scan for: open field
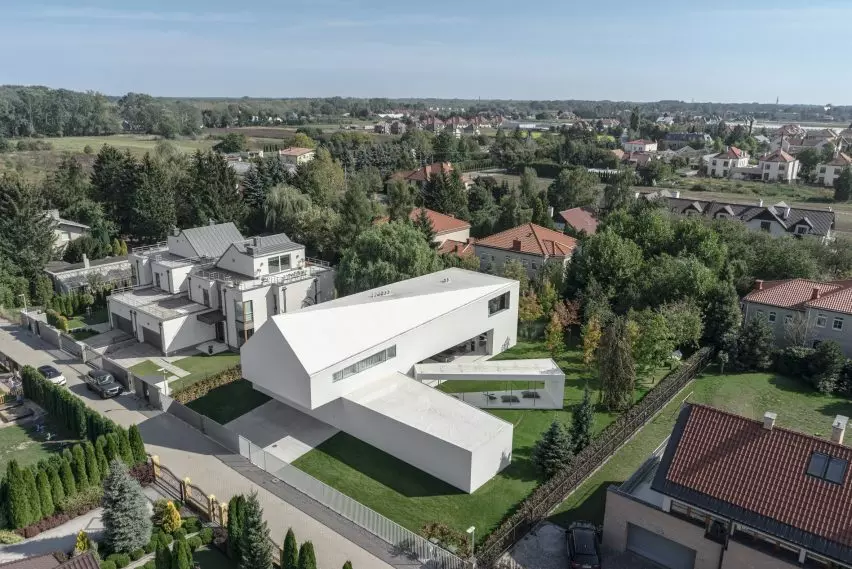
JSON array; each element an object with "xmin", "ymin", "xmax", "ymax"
[
  {"xmin": 292, "ymin": 340, "xmax": 669, "ymax": 539},
  {"xmin": 549, "ymin": 368, "xmax": 852, "ymax": 527},
  {"xmin": 0, "ymin": 416, "xmax": 79, "ymax": 473}
]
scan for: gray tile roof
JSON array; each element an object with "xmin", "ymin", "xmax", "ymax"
[
  {"xmin": 234, "ymin": 233, "xmax": 302, "ymax": 257},
  {"xmin": 660, "ymin": 196, "xmax": 835, "ymax": 237},
  {"xmin": 181, "ymin": 222, "xmax": 244, "ymax": 259},
  {"xmin": 0, "ymin": 554, "xmax": 60, "ymax": 569},
  {"xmin": 58, "ymin": 553, "xmax": 100, "ymax": 569}
]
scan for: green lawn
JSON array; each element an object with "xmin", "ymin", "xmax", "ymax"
[
  {"xmin": 0, "ymin": 417, "xmax": 79, "ymax": 473},
  {"xmin": 192, "ymin": 546, "xmax": 237, "ymax": 569},
  {"xmin": 186, "ymin": 379, "xmax": 270, "ymax": 425},
  {"xmin": 293, "ymin": 340, "xmax": 668, "ymax": 539},
  {"xmin": 129, "ymin": 360, "xmax": 166, "ymax": 380},
  {"xmin": 70, "ymin": 329, "xmax": 98, "ymax": 341},
  {"xmin": 130, "ymin": 352, "xmax": 240, "ymax": 390},
  {"xmin": 67, "ymin": 307, "xmax": 109, "ymax": 330},
  {"xmin": 549, "ymin": 368, "xmax": 852, "ymax": 528},
  {"xmin": 33, "ymin": 135, "xmax": 214, "ymax": 155}
]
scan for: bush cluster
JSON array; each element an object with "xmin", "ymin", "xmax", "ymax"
[{"xmin": 171, "ymin": 365, "xmax": 241, "ymax": 404}]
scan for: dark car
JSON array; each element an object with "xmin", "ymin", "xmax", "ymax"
[
  {"xmin": 567, "ymin": 522, "xmax": 601, "ymax": 569},
  {"xmin": 85, "ymin": 369, "xmax": 121, "ymax": 398},
  {"xmin": 37, "ymin": 364, "xmax": 66, "ymax": 386}
]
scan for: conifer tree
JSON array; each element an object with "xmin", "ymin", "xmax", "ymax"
[
  {"xmin": 531, "ymin": 420, "xmax": 573, "ymax": 478},
  {"xmin": 171, "ymin": 536, "xmax": 191, "ymax": 569},
  {"xmin": 227, "ymin": 495, "xmax": 245, "ymax": 562},
  {"xmin": 84, "ymin": 441, "xmax": 101, "ymax": 485},
  {"xmin": 36, "ymin": 468, "xmax": 55, "ymax": 517},
  {"xmin": 239, "ymin": 492, "xmax": 272, "ymax": 569},
  {"xmin": 105, "ymin": 433, "xmax": 120, "ymax": 463},
  {"xmin": 297, "ymin": 541, "xmax": 317, "ymax": 569},
  {"xmin": 570, "ymin": 386, "xmax": 595, "ymax": 454},
  {"xmin": 60, "ymin": 458, "xmax": 77, "ymax": 497},
  {"xmin": 22, "ymin": 467, "xmax": 42, "ymax": 523},
  {"xmin": 282, "ymin": 528, "xmax": 298, "ymax": 569},
  {"xmin": 72, "ymin": 444, "xmax": 89, "ymax": 488},
  {"xmin": 95, "ymin": 436, "xmax": 110, "ymax": 477},
  {"xmin": 155, "ymin": 539, "xmax": 172, "ymax": 569},
  {"xmin": 162, "ymin": 501, "xmax": 182, "ymax": 534},
  {"xmin": 47, "ymin": 464, "xmax": 65, "ymax": 507},
  {"xmin": 4, "ymin": 461, "xmax": 31, "ymax": 529},
  {"xmin": 102, "ymin": 459, "xmax": 152, "ymax": 553},
  {"xmin": 342, "ymin": 562, "xmax": 353, "ymax": 569},
  {"xmin": 117, "ymin": 427, "xmax": 134, "ymax": 465},
  {"xmin": 129, "ymin": 425, "xmax": 147, "ymax": 465},
  {"xmin": 599, "ymin": 316, "xmax": 636, "ymax": 411}
]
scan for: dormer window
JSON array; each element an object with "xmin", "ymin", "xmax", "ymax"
[
  {"xmin": 268, "ymin": 254, "xmax": 291, "ymax": 274},
  {"xmin": 795, "ymin": 225, "xmax": 808, "ymax": 235},
  {"xmin": 807, "ymin": 452, "xmax": 848, "ymax": 484}
]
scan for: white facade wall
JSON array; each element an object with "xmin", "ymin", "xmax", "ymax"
[
  {"xmin": 217, "ymin": 245, "xmax": 255, "ymax": 277},
  {"xmin": 818, "ymin": 164, "xmax": 846, "ymax": 187},
  {"xmin": 108, "ymin": 297, "xmax": 133, "ymax": 326},
  {"xmin": 131, "ymin": 254, "xmax": 153, "ymax": 286},
  {"xmin": 161, "ymin": 314, "xmax": 216, "ymax": 354},
  {"xmin": 166, "ymin": 233, "xmax": 199, "ymax": 258},
  {"xmin": 760, "ymin": 160, "xmax": 800, "ymax": 182},
  {"xmin": 55, "ymin": 224, "xmax": 88, "ymax": 249},
  {"xmin": 475, "ymin": 245, "xmax": 565, "ymax": 280},
  {"xmin": 623, "ymin": 141, "xmax": 657, "ymax": 152},
  {"xmin": 256, "ymin": 248, "xmax": 305, "ymax": 277},
  {"xmin": 436, "ymin": 227, "xmax": 470, "ymax": 245},
  {"xmin": 708, "ymin": 156, "xmax": 749, "ymax": 178},
  {"xmin": 744, "ymin": 218, "xmax": 788, "ymax": 237},
  {"xmin": 186, "ymin": 276, "xmax": 220, "ymax": 310}
]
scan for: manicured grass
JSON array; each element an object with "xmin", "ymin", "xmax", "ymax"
[
  {"xmin": 70, "ymin": 329, "xmax": 98, "ymax": 341},
  {"xmin": 171, "ymin": 353, "xmax": 241, "ymax": 391},
  {"xmin": 548, "ymin": 368, "xmax": 852, "ymax": 527},
  {"xmin": 67, "ymin": 307, "xmax": 108, "ymax": 331},
  {"xmin": 129, "ymin": 360, "xmax": 166, "ymax": 379},
  {"xmin": 0, "ymin": 417, "xmax": 79, "ymax": 473},
  {"xmin": 437, "ymin": 380, "xmax": 545, "ymax": 394},
  {"xmin": 33, "ymin": 135, "xmax": 214, "ymax": 155},
  {"xmin": 186, "ymin": 379, "xmax": 270, "ymax": 425},
  {"xmin": 293, "ymin": 340, "xmax": 669, "ymax": 539}
]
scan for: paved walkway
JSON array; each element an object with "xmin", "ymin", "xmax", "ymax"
[{"xmin": 0, "ymin": 320, "xmax": 407, "ymax": 569}]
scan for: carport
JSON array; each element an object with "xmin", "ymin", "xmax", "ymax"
[{"xmin": 626, "ymin": 523, "xmax": 696, "ymax": 569}]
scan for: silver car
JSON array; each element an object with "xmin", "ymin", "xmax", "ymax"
[{"xmin": 37, "ymin": 365, "xmax": 66, "ymax": 387}]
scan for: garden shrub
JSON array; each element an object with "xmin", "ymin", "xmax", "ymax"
[
  {"xmin": 198, "ymin": 527, "xmax": 213, "ymax": 545},
  {"xmin": 105, "ymin": 553, "xmax": 130, "ymax": 568},
  {"xmin": 171, "ymin": 365, "xmax": 241, "ymax": 404},
  {"xmin": 0, "ymin": 530, "xmax": 23, "ymax": 544},
  {"xmin": 57, "ymin": 486, "xmax": 103, "ymax": 514},
  {"xmin": 130, "ymin": 548, "xmax": 145, "ymax": 561},
  {"xmin": 774, "ymin": 346, "xmax": 813, "ymax": 378},
  {"xmin": 182, "ymin": 516, "xmax": 200, "ymax": 533},
  {"xmin": 188, "ymin": 535, "xmax": 202, "ymax": 551},
  {"xmin": 100, "ymin": 563, "xmax": 116, "ymax": 569},
  {"xmin": 143, "ymin": 562, "xmax": 155, "ymax": 569},
  {"xmin": 172, "ymin": 527, "xmax": 186, "ymax": 540}
]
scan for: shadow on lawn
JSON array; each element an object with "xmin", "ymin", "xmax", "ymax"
[
  {"xmin": 497, "ymin": 445, "xmax": 541, "ymax": 484},
  {"xmin": 548, "ymin": 480, "xmax": 620, "ymax": 528}
]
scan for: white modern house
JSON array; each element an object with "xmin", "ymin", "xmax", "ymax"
[
  {"xmin": 623, "ymin": 139, "xmax": 658, "ymax": 153},
  {"xmin": 707, "ymin": 147, "xmax": 749, "ymax": 178},
  {"xmin": 241, "ymin": 268, "xmax": 535, "ymax": 493},
  {"xmin": 108, "ymin": 222, "xmax": 334, "ymax": 355},
  {"xmin": 759, "ymin": 149, "xmax": 801, "ymax": 182}
]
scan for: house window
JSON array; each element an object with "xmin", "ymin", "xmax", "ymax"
[
  {"xmin": 268, "ymin": 254, "xmax": 291, "ymax": 274},
  {"xmin": 155, "ymin": 273, "xmax": 161, "ymax": 289},
  {"xmin": 768, "ymin": 312, "xmax": 776, "ymax": 323},
  {"xmin": 760, "ymin": 221, "xmax": 771, "ymax": 232},
  {"xmin": 816, "ymin": 314, "xmax": 827, "ymax": 328},
  {"xmin": 712, "ymin": 160, "xmax": 717, "ymax": 166},
  {"xmin": 235, "ymin": 300, "xmax": 254, "ymax": 323},
  {"xmin": 784, "ymin": 314, "xmax": 793, "ymax": 325},
  {"xmin": 833, "ymin": 317, "xmax": 844, "ymax": 331},
  {"xmin": 332, "ymin": 345, "xmax": 396, "ymax": 382},
  {"xmin": 820, "ymin": 166, "xmax": 827, "ymax": 173},
  {"xmin": 488, "ymin": 292, "xmax": 510, "ymax": 316},
  {"xmin": 531, "ymin": 262, "xmax": 538, "ymax": 270},
  {"xmin": 521, "ymin": 259, "xmax": 528, "ymax": 267},
  {"xmin": 807, "ymin": 452, "xmax": 848, "ymax": 484},
  {"xmin": 202, "ymin": 289, "xmax": 210, "ymax": 307},
  {"xmin": 796, "ymin": 225, "xmax": 809, "ymax": 235}
]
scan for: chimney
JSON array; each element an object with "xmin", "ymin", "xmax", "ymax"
[
  {"xmin": 812, "ymin": 287, "xmax": 821, "ymax": 300},
  {"xmin": 785, "ymin": 206, "xmax": 791, "ymax": 219},
  {"xmin": 547, "ymin": 206, "xmax": 554, "ymax": 218},
  {"xmin": 675, "ymin": 190, "xmax": 681, "ymax": 198},
  {"xmin": 253, "ymin": 236, "xmax": 261, "ymax": 247},
  {"xmin": 763, "ymin": 412, "xmax": 777, "ymax": 430},
  {"xmin": 832, "ymin": 415, "xmax": 849, "ymax": 444},
  {"xmin": 172, "ymin": 226, "xmax": 180, "ymax": 237},
  {"xmin": 758, "ymin": 199, "xmax": 764, "ymax": 207},
  {"xmin": 82, "ymin": 254, "xmax": 90, "ymax": 269},
  {"xmin": 208, "ymin": 219, "xmax": 216, "ymax": 226},
  {"xmin": 754, "ymin": 279, "xmax": 764, "ymax": 291},
  {"xmin": 512, "ymin": 239, "xmax": 522, "ymax": 251}
]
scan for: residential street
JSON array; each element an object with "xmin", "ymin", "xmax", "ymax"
[{"xmin": 0, "ymin": 320, "xmax": 404, "ymax": 569}]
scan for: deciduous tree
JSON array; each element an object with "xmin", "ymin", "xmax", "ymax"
[
  {"xmin": 599, "ymin": 316, "xmax": 636, "ymax": 410},
  {"xmin": 545, "ymin": 312, "xmax": 564, "ymax": 357},
  {"xmin": 702, "ymin": 282, "xmax": 742, "ymax": 348},
  {"xmin": 734, "ymin": 318, "xmax": 773, "ymax": 371},
  {"xmin": 500, "ymin": 259, "xmax": 530, "ymax": 295},
  {"xmin": 835, "ymin": 167, "xmax": 852, "ymax": 202}
]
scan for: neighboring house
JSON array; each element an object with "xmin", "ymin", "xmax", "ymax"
[
  {"xmin": 604, "ymin": 403, "xmax": 852, "ymax": 569},
  {"xmin": 389, "ymin": 120, "xmax": 407, "ymax": 135},
  {"xmin": 555, "ymin": 207, "xmax": 598, "ymax": 235},
  {"xmin": 651, "ymin": 195, "xmax": 835, "ymax": 240},
  {"xmin": 408, "ymin": 207, "xmax": 471, "ymax": 247},
  {"xmin": 817, "ymin": 153, "xmax": 852, "ymax": 187},
  {"xmin": 277, "ymin": 147, "xmax": 316, "ymax": 166},
  {"xmin": 707, "ymin": 147, "xmax": 749, "ymax": 178},
  {"xmin": 623, "ymin": 139, "xmax": 658, "ymax": 153},
  {"xmin": 759, "ymin": 149, "xmax": 801, "ymax": 182},
  {"xmin": 474, "ymin": 223, "xmax": 578, "ymax": 279},
  {"xmin": 622, "ymin": 151, "xmax": 656, "ymax": 168},
  {"xmin": 374, "ymin": 122, "xmax": 390, "ymax": 134},
  {"xmin": 44, "ymin": 254, "xmax": 132, "ymax": 294},
  {"xmin": 241, "ymin": 268, "xmax": 521, "ymax": 493},
  {"xmin": 0, "ymin": 551, "xmax": 100, "ymax": 569},
  {"xmin": 742, "ymin": 278, "xmax": 852, "ymax": 354},
  {"xmin": 421, "ymin": 117, "xmax": 445, "ymax": 132},
  {"xmin": 47, "ymin": 210, "xmax": 89, "ymax": 250},
  {"xmin": 662, "ymin": 132, "xmax": 712, "ymax": 150},
  {"xmin": 391, "ymin": 162, "xmax": 456, "ymax": 190},
  {"xmin": 108, "ymin": 222, "xmax": 334, "ymax": 355},
  {"xmin": 655, "ymin": 115, "xmax": 674, "ymax": 126}
]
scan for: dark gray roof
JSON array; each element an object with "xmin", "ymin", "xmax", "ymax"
[
  {"xmin": 181, "ymin": 223, "xmax": 244, "ymax": 258},
  {"xmin": 233, "ymin": 233, "xmax": 302, "ymax": 257},
  {"xmin": 0, "ymin": 553, "xmax": 60, "ymax": 569},
  {"xmin": 58, "ymin": 553, "xmax": 100, "ymax": 569},
  {"xmin": 661, "ymin": 197, "xmax": 835, "ymax": 237}
]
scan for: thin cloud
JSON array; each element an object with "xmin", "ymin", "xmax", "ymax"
[
  {"xmin": 34, "ymin": 7, "xmax": 256, "ymax": 24},
  {"xmin": 324, "ymin": 15, "xmax": 470, "ymax": 28}
]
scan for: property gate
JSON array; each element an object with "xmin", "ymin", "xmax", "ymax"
[{"xmin": 156, "ymin": 463, "xmax": 183, "ymax": 500}]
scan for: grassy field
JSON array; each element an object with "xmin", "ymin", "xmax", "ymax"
[
  {"xmin": 292, "ymin": 340, "xmax": 669, "ymax": 539},
  {"xmin": 67, "ymin": 307, "xmax": 108, "ymax": 331},
  {"xmin": 186, "ymin": 379, "xmax": 270, "ymax": 425},
  {"xmin": 549, "ymin": 368, "xmax": 852, "ymax": 527},
  {"xmin": 0, "ymin": 417, "xmax": 79, "ymax": 473},
  {"xmin": 129, "ymin": 352, "xmax": 240, "ymax": 391}
]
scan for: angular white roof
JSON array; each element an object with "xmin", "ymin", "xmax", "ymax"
[{"xmin": 264, "ymin": 268, "xmax": 515, "ymax": 375}]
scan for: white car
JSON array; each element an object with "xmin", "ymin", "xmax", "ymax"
[{"xmin": 37, "ymin": 365, "xmax": 67, "ymax": 386}]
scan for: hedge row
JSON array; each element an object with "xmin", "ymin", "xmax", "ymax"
[
  {"xmin": 45, "ymin": 309, "xmax": 69, "ymax": 332},
  {"xmin": 170, "ymin": 365, "xmax": 241, "ymax": 404}
]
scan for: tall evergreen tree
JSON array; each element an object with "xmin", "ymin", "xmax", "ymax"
[
  {"xmin": 155, "ymin": 539, "xmax": 172, "ymax": 569},
  {"xmin": 342, "ymin": 562, "xmax": 353, "ymax": 569},
  {"xmin": 412, "ymin": 208, "xmax": 436, "ymax": 245},
  {"xmin": 133, "ymin": 154, "xmax": 178, "ymax": 242},
  {"xmin": 297, "ymin": 541, "xmax": 317, "ymax": 569},
  {"xmin": 239, "ymin": 492, "xmax": 272, "ymax": 569},
  {"xmin": 102, "ymin": 460, "xmax": 152, "ymax": 553},
  {"xmin": 95, "ymin": 436, "xmax": 110, "ymax": 478},
  {"xmin": 227, "ymin": 495, "xmax": 246, "ymax": 562},
  {"xmin": 84, "ymin": 441, "xmax": 101, "ymax": 485},
  {"xmin": 90, "ymin": 146, "xmax": 141, "ymax": 235},
  {"xmin": 386, "ymin": 180, "xmax": 415, "ymax": 222},
  {"xmin": 71, "ymin": 444, "xmax": 89, "ymax": 488},
  {"xmin": 531, "ymin": 420, "xmax": 573, "ymax": 478},
  {"xmin": 734, "ymin": 318, "xmax": 774, "ymax": 371},
  {"xmin": 282, "ymin": 528, "xmax": 299, "ymax": 569},
  {"xmin": 171, "ymin": 536, "xmax": 191, "ymax": 569},
  {"xmin": 36, "ymin": 469, "xmax": 55, "ymax": 518},
  {"xmin": 117, "ymin": 427, "xmax": 134, "ymax": 465},
  {"xmin": 129, "ymin": 425, "xmax": 147, "ymax": 465},
  {"xmin": 599, "ymin": 316, "xmax": 636, "ymax": 411},
  {"xmin": 60, "ymin": 458, "xmax": 77, "ymax": 497},
  {"xmin": 339, "ymin": 184, "xmax": 374, "ymax": 244},
  {"xmin": 0, "ymin": 176, "xmax": 57, "ymax": 281},
  {"xmin": 4, "ymin": 461, "xmax": 31, "ymax": 529},
  {"xmin": 22, "ymin": 467, "xmax": 42, "ymax": 523},
  {"xmin": 182, "ymin": 150, "xmax": 247, "ymax": 228},
  {"xmin": 242, "ymin": 166, "xmax": 267, "ymax": 209},
  {"xmin": 105, "ymin": 432, "xmax": 120, "ymax": 463},
  {"xmin": 570, "ymin": 386, "xmax": 595, "ymax": 454},
  {"xmin": 47, "ymin": 464, "xmax": 65, "ymax": 507}
]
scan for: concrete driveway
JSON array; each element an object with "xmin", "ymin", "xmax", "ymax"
[{"xmin": 0, "ymin": 508, "xmax": 104, "ymax": 563}]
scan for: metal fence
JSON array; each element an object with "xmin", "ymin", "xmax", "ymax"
[
  {"xmin": 475, "ymin": 347, "xmax": 714, "ymax": 567},
  {"xmin": 239, "ymin": 436, "xmax": 472, "ymax": 569},
  {"xmin": 59, "ymin": 332, "xmax": 83, "ymax": 357}
]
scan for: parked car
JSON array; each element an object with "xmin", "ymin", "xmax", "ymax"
[
  {"xmin": 85, "ymin": 369, "xmax": 122, "ymax": 398},
  {"xmin": 37, "ymin": 365, "xmax": 66, "ymax": 386},
  {"xmin": 567, "ymin": 522, "xmax": 601, "ymax": 569}
]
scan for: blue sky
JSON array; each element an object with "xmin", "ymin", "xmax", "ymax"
[{"xmin": 0, "ymin": 0, "xmax": 847, "ymax": 103}]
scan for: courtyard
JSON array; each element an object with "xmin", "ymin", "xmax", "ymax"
[{"xmin": 129, "ymin": 351, "xmax": 240, "ymax": 392}]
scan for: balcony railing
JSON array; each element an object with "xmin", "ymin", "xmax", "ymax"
[
  {"xmin": 131, "ymin": 241, "xmax": 168, "ymax": 255},
  {"xmin": 192, "ymin": 258, "xmax": 331, "ymax": 291}
]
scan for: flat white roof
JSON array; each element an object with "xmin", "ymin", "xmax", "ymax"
[
  {"xmin": 345, "ymin": 372, "xmax": 512, "ymax": 452},
  {"xmin": 266, "ymin": 269, "xmax": 515, "ymax": 375},
  {"xmin": 414, "ymin": 358, "xmax": 563, "ymax": 378}
]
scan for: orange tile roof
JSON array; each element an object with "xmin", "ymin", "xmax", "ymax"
[
  {"xmin": 278, "ymin": 147, "xmax": 315, "ymax": 156},
  {"xmin": 407, "ymin": 208, "xmax": 470, "ymax": 235},
  {"xmin": 404, "ymin": 162, "xmax": 454, "ymax": 182},
  {"xmin": 744, "ymin": 278, "xmax": 852, "ymax": 315},
  {"xmin": 762, "ymin": 149, "xmax": 797, "ymax": 163},
  {"xmin": 557, "ymin": 207, "xmax": 598, "ymax": 234},
  {"xmin": 438, "ymin": 238, "xmax": 476, "ymax": 257},
  {"xmin": 714, "ymin": 146, "xmax": 745, "ymax": 159},
  {"xmin": 475, "ymin": 223, "xmax": 577, "ymax": 258}
]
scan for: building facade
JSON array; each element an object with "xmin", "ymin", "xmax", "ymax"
[
  {"xmin": 707, "ymin": 147, "xmax": 749, "ymax": 178},
  {"xmin": 759, "ymin": 149, "xmax": 800, "ymax": 182},
  {"xmin": 817, "ymin": 153, "xmax": 852, "ymax": 187},
  {"xmin": 474, "ymin": 223, "xmax": 577, "ymax": 280},
  {"xmin": 47, "ymin": 210, "xmax": 89, "ymax": 251},
  {"xmin": 277, "ymin": 147, "xmax": 316, "ymax": 166},
  {"xmin": 623, "ymin": 139, "xmax": 658, "ymax": 153}
]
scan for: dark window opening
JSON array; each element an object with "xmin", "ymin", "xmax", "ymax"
[
  {"xmin": 807, "ymin": 451, "xmax": 847, "ymax": 484},
  {"xmin": 488, "ymin": 292, "xmax": 510, "ymax": 316}
]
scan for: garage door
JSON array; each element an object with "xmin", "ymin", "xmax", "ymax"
[
  {"xmin": 627, "ymin": 523, "xmax": 696, "ymax": 569},
  {"xmin": 113, "ymin": 314, "xmax": 133, "ymax": 335},
  {"xmin": 142, "ymin": 327, "xmax": 162, "ymax": 352}
]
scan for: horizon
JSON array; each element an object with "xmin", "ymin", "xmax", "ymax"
[{"xmin": 1, "ymin": 0, "xmax": 849, "ymax": 105}]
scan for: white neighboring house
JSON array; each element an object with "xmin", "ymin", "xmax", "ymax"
[
  {"xmin": 623, "ymin": 139, "xmax": 658, "ymax": 153},
  {"xmin": 241, "ymin": 268, "xmax": 520, "ymax": 493},
  {"xmin": 759, "ymin": 149, "xmax": 800, "ymax": 182},
  {"xmin": 47, "ymin": 210, "xmax": 90, "ymax": 250},
  {"xmin": 817, "ymin": 153, "xmax": 852, "ymax": 187},
  {"xmin": 707, "ymin": 147, "xmax": 749, "ymax": 178},
  {"xmin": 474, "ymin": 223, "xmax": 578, "ymax": 280},
  {"xmin": 108, "ymin": 222, "xmax": 334, "ymax": 355},
  {"xmin": 277, "ymin": 147, "xmax": 316, "ymax": 166}
]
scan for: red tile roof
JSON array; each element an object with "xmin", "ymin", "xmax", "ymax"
[
  {"xmin": 475, "ymin": 223, "xmax": 577, "ymax": 258},
  {"xmin": 743, "ymin": 278, "xmax": 852, "ymax": 315},
  {"xmin": 278, "ymin": 147, "xmax": 315, "ymax": 156},
  {"xmin": 407, "ymin": 208, "xmax": 470, "ymax": 235},
  {"xmin": 827, "ymin": 153, "xmax": 852, "ymax": 167},
  {"xmin": 714, "ymin": 146, "xmax": 745, "ymax": 159},
  {"xmin": 558, "ymin": 207, "xmax": 598, "ymax": 234},
  {"xmin": 394, "ymin": 162, "xmax": 455, "ymax": 183},
  {"xmin": 0, "ymin": 554, "xmax": 61, "ymax": 569},
  {"xmin": 438, "ymin": 238, "xmax": 476, "ymax": 257},
  {"xmin": 762, "ymin": 149, "xmax": 797, "ymax": 163},
  {"xmin": 659, "ymin": 404, "xmax": 852, "ymax": 551}
]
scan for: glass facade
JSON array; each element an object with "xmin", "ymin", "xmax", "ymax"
[{"xmin": 332, "ymin": 345, "xmax": 397, "ymax": 382}]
